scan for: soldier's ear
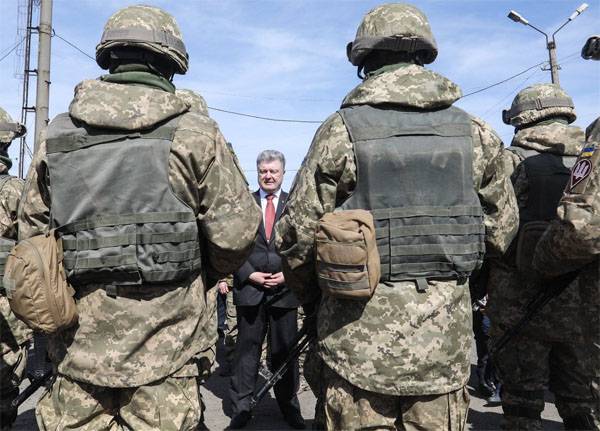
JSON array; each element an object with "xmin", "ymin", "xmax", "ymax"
[
  {"xmin": 346, "ymin": 42, "xmax": 353, "ymax": 62},
  {"xmin": 502, "ymin": 109, "xmax": 511, "ymax": 125}
]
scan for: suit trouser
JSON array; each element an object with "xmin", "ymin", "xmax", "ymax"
[{"xmin": 229, "ymin": 302, "xmax": 300, "ymax": 416}]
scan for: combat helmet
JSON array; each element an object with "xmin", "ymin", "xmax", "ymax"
[
  {"xmin": 0, "ymin": 107, "xmax": 26, "ymax": 144},
  {"xmin": 347, "ymin": 3, "xmax": 438, "ymax": 68},
  {"xmin": 503, "ymin": 83, "xmax": 576, "ymax": 128},
  {"xmin": 96, "ymin": 5, "xmax": 189, "ymax": 75},
  {"xmin": 581, "ymin": 35, "xmax": 600, "ymax": 60}
]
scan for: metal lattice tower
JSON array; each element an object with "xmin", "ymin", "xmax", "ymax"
[{"xmin": 15, "ymin": 0, "xmax": 39, "ymax": 179}]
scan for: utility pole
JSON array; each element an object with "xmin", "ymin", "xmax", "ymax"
[
  {"xmin": 507, "ymin": 4, "xmax": 588, "ymax": 86},
  {"xmin": 33, "ymin": 0, "xmax": 52, "ymax": 152}
]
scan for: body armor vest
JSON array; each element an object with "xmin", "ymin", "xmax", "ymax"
[
  {"xmin": 507, "ymin": 146, "xmax": 577, "ymax": 223},
  {"xmin": 338, "ymin": 105, "xmax": 485, "ymax": 285},
  {"xmin": 506, "ymin": 146, "xmax": 577, "ymax": 272},
  {"xmin": 0, "ymin": 175, "xmax": 16, "ymax": 294},
  {"xmin": 46, "ymin": 113, "xmax": 200, "ymax": 287}
]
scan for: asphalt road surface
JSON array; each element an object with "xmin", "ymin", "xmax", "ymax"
[{"xmin": 12, "ymin": 341, "xmax": 562, "ymax": 430}]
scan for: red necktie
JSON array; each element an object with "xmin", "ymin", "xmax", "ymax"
[{"xmin": 265, "ymin": 194, "xmax": 275, "ymax": 240}]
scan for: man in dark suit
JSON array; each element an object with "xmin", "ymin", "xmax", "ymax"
[{"xmin": 229, "ymin": 150, "xmax": 304, "ymax": 430}]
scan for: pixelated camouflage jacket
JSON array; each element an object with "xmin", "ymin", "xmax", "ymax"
[
  {"xmin": 277, "ymin": 63, "xmax": 518, "ymax": 395},
  {"xmin": 17, "ymin": 78, "xmax": 261, "ymax": 387},
  {"xmin": 531, "ymin": 117, "xmax": 599, "ymax": 341},
  {"xmin": 0, "ymin": 164, "xmax": 32, "ymax": 356},
  {"xmin": 486, "ymin": 122, "xmax": 593, "ymax": 340}
]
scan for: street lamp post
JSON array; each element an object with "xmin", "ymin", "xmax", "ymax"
[{"xmin": 507, "ymin": 3, "xmax": 588, "ymax": 86}]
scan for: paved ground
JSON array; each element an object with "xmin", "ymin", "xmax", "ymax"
[{"xmin": 12, "ymin": 341, "xmax": 562, "ymax": 430}]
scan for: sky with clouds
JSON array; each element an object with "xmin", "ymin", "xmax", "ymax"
[{"xmin": 1, "ymin": 0, "xmax": 598, "ymax": 189}]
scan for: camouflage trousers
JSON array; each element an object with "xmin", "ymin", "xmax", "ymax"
[
  {"xmin": 36, "ymin": 374, "xmax": 204, "ymax": 431},
  {"xmin": 1, "ymin": 295, "xmax": 31, "ymax": 420},
  {"xmin": 304, "ymin": 342, "xmax": 325, "ymax": 429},
  {"xmin": 494, "ymin": 335, "xmax": 600, "ymax": 430},
  {"xmin": 223, "ymin": 292, "xmax": 238, "ymax": 363},
  {"xmin": 323, "ymin": 365, "xmax": 469, "ymax": 431}
]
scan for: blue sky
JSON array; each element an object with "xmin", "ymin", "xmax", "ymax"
[{"xmin": 1, "ymin": 0, "xmax": 598, "ymax": 190}]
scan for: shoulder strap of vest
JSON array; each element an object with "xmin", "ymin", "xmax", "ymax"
[
  {"xmin": 46, "ymin": 114, "xmax": 183, "ymax": 154},
  {"xmin": 506, "ymin": 146, "xmax": 539, "ymax": 160},
  {"xmin": 338, "ymin": 105, "xmax": 471, "ymax": 143}
]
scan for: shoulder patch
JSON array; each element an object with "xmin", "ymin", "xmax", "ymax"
[{"xmin": 569, "ymin": 143, "xmax": 598, "ymax": 194}]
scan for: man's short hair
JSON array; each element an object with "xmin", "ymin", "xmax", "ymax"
[{"xmin": 256, "ymin": 149, "xmax": 286, "ymax": 170}]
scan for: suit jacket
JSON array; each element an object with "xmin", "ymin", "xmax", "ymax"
[{"xmin": 233, "ymin": 190, "xmax": 300, "ymax": 309}]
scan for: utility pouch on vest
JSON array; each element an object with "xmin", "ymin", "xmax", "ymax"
[
  {"xmin": 4, "ymin": 230, "xmax": 78, "ymax": 334},
  {"xmin": 515, "ymin": 221, "xmax": 549, "ymax": 276},
  {"xmin": 315, "ymin": 209, "xmax": 380, "ymax": 299}
]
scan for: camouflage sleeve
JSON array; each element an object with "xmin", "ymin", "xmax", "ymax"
[
  {"xmin": 533, "ymin": 147, "xmax": 600, "ymax": 275},
  {"xmin": 0, "ymin": 177, "xmax": 24, "ymax": 240},
  {"xmin": 276, "ymin": 113, "xmax": 355, "ymax": 303},
  {"xmin": 17, "ymin": 140, "xmax": 51, "ymax": 240},
  {"xmin": 471, "ymin": 117, "xmax": 519, "ymax": 257},
  {"xmin": 193, "ymin": 127, "xmax": 261, "ymax": 284}
]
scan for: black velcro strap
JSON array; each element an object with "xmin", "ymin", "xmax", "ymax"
[
  {"xmin": 509, "ymin": 96, "xmax": 574, "ymax": 118},
  {"xmin": 349, "ymin": 35, "xmax": 437, "ymax": 66},
  {"xmin": 101, "ymin": 28, "xmax": 187, "ymax": 55},
  {"xmin": 0, "ymin": 122, "xmax": 22, "ymax": 133}
]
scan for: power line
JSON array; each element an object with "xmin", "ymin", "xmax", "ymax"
[
  {"xmin": 47, "ymin": 31, "xmax": 592, "ymax": 125},
  {"xmin": 52, "ymin": 31, "xmax": 95, "ymax": 61},
  {"xmin": 207, "ymin": 106, "xmax": 322, "ymax": 124},
  {"xmin": 0, "ymin": 36, "xmax": 26, "ymax": 64},
  {"xmin": 461, "ymin": 60, "xmax": 547, "ymax": 98}
]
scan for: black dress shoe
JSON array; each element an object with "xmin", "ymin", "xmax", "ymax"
[
  {"xmin": 283, "ymin": 411, "xmax": 306, "ymax": 429},
  {"xmin": 229, "ymin": 411, "xmax": 252, "ymax": 429}
]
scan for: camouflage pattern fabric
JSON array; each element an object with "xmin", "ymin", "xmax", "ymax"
[
  {"xmin": 176, "ymin": 88, "xmax": 209, "ymax": 116},
  {"xmin": 223, "ymin": 277, "xmax": 238, "ymax": 365},
  {"xmin": 276, "ymin": 63, "xmax": 518, "ymax": 397},
  {"xmin": 505, "ymin": 83, "xmax": 576, "ymax": 128},
  {"xmin": 532, "ymin": 120, "xmax": 599, "ymax": 284},
  {"xmin": 348, "ymin": 4, "xmax": 437, "ymax": 66},
  {"xmin": 0, "ymin": 165, "xmax": 31, "ymax": 420},
  {"xmin": 17, "ymin": 77, "xmax": 261, "ymax": 391},
  {"xmin": 36, "ymin": 373, "xmax": 204, "ymax": 431},
  {"xmin": 189, "ymin": 285, "xmax": 218, "ymax": 384},
  {"xmin": 0, "ymin": 107, "xmax": 26, "ymax": 144},
  {"xmin": 487, "ymin": 121, "xmax": 585, "ymax": 334},
  {"xmin": 494, "ymin": 334, "xmax": 600, "ymax": 430},
  {"xmin": 96, "ymin": 5, "xmax": 188, "ymax": 74},
  {"xmin": 485, "ymin": 119, "xmax": 598, "ymax": 428},
  {"xmin": 323, "ymin": 364, "xmax": 470, "ymax": 431}
]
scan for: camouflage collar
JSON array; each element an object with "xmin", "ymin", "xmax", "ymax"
[
  {"xmin": 364, "ymin": 62, "xmax": 412, "ymax": 79},
  {"xmin": 341, "ymin": 64, "xmax": 462, "ymax": 110},
  {"xmin": 101, "ymin": 71, "xmax": 175, "ymax": 93},
  {"xmin": 69, "ymin": 79, "xmax": 188, "ymax": 131},
  {"xmin": 512, "ymin": 122, "xmax": 584, "ymax": 156}
]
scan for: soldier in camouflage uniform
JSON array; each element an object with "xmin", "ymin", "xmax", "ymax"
[
  {"xmin": 486, "ymin": 83, "xmax": 590, "ymax": 430},
  {"xmin": 276, "ymin": 3, "xmax": 518, "ymax": 430},
  {"xmin": 17, "ymin": 6, "xmax": 260, "ymax": 430},
  {"xmin": 0, "ymin": 108, "xmax": 31, "ymax": 429},
  {"xmin": 530, "ymin": 36, "xmax": 600, "ymax": 430}
]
